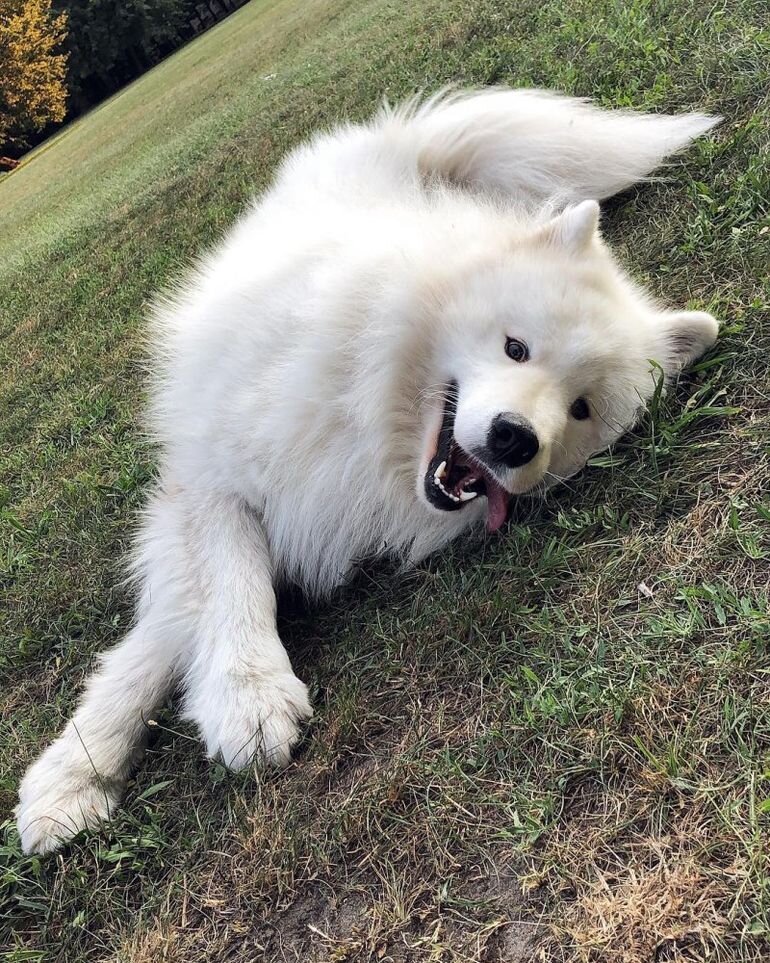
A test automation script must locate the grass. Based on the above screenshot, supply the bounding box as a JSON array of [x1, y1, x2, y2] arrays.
[[1, 0, 769, 959]]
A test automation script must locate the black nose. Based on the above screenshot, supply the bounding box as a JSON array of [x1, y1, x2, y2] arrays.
[[487, 415, 540, 468]]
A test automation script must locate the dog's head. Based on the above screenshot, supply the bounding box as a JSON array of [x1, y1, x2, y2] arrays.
[[417, 200, 718, 530]]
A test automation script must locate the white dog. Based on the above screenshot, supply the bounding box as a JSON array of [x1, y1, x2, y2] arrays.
[[16, 89, 719, 854]]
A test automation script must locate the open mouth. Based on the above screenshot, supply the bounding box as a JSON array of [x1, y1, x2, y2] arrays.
[[424, 382, 512, 533]]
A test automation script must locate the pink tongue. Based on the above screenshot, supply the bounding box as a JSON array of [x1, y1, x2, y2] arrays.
[[485, 477, 511, 533]]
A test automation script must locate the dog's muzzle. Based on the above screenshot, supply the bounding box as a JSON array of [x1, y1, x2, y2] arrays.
[[423, 382, 513, 532]]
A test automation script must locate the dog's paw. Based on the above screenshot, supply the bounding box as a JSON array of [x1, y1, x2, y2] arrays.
[[15, 751, 122, 854], [196, 671, 313, 770]]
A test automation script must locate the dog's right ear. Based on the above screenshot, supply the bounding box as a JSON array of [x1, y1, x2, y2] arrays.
[[535, 200, 600, 254], [656, 310, 719, 373]]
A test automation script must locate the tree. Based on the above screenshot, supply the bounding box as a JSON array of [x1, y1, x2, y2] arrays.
[[0, 0, 68, 152], [53, 0, 198, 116]]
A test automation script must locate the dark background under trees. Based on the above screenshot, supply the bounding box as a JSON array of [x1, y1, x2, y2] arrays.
[[28, 0, 248, 154]]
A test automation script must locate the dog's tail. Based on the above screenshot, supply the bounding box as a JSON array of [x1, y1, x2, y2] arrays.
[[385, 88, 719, 204]]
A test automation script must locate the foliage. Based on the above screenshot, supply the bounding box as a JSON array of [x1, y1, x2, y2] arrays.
[[0, 0, 68, 150], [53, 0, 198, 115]]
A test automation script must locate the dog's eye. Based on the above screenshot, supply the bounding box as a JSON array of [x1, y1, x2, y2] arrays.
[[505, 337, 529, 362], [570, 397, 591, 420]]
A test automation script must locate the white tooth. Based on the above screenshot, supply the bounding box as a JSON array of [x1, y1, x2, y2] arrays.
[[434, 471, 463, 503], [459, 490, 477, 502], [433, 461, 447, 483]]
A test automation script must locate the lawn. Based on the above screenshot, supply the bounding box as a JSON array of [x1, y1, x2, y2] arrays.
[[1, 0, 769, 960]]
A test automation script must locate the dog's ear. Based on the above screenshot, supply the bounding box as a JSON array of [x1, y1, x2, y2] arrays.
[[657, 310, 719, 371], [536, 199, 600, 254]]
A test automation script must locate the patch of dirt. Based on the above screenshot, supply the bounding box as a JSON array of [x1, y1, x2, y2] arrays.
[[481, 920, 540, 963], [261, 887, 370, 961], [218, 863, 542, 963]]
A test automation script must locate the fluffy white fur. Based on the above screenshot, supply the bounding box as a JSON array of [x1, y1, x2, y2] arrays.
[[16, 89, 719, 854]]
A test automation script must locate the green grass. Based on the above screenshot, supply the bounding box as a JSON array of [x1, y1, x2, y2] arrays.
[[1, 0, 769, 959]]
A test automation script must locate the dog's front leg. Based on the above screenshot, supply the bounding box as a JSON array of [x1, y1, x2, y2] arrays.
[[181, 492, 312, 769], [16, 486, 198, 854]]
